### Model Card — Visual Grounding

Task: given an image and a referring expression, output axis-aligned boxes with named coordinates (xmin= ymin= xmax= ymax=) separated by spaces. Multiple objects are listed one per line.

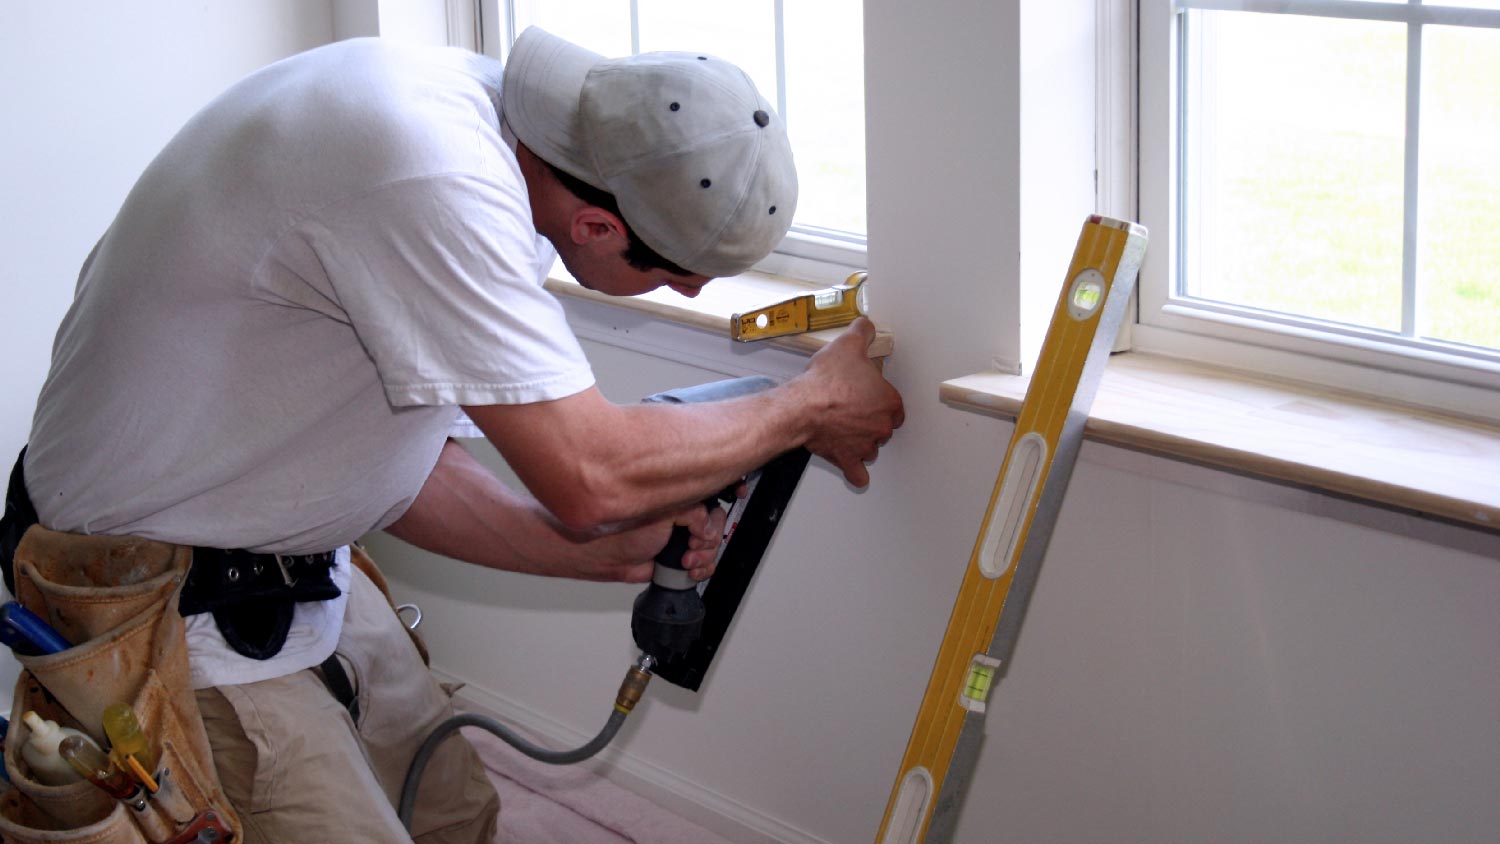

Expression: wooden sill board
xmin=545 ymin=272 xmax=894 ymax=358
xmin=940 ymin=352 xmax=1500 ymax=532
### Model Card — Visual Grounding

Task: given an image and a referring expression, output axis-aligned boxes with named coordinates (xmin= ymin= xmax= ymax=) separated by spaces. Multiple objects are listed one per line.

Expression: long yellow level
xmin=875 ymin=215 xmax=1148 ymax=844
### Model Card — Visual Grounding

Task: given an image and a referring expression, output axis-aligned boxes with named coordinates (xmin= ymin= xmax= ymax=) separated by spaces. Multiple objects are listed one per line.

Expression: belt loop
xmin=274 ymin=553 xmax=299 ymax=587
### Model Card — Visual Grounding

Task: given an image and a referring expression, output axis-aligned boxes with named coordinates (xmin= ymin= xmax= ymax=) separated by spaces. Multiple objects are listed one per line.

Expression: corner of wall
xmin=1017 ymin=0 xmax=1100 ymax=375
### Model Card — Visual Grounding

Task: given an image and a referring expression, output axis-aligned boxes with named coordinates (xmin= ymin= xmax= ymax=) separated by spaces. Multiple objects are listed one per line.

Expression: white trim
xmin=443 ymin=0 xmax=479 ymax=51
xmin=1156 ymin=298 xmax=1500 ymax=369
xmin=1096 ymin=0 xmax=1138 ymax=222
xmin=752 ymin=229 xmax=867 ymax=284
xmin=441 ymin=671 xmax=838 ymax=844
xmin=1176 ymin=0 xmax=1500 ymax=28
xmin=1131 ymin=321 xmax=1500 ymax=421
xmin=1097 ymin=0 xmax=1139 ymax=352
xmin=1133 ymin=302 xmax=1500 ymax=420
xmin=1138 ymin=0 xmax=1180 ymax=347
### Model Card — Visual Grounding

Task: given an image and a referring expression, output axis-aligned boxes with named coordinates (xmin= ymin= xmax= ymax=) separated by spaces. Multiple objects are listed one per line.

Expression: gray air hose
xmin=397 ymin=656 xmax=654 ymax=831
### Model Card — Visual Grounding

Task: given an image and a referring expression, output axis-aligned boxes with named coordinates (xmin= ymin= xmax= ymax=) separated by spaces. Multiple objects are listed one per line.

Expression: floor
xmin=467 ymin=726 xmax=736 ymax=844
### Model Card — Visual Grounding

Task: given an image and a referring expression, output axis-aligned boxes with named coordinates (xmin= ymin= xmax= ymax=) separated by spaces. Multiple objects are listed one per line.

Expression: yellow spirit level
xmin=874 ymin=215 xmax=1148 ymax=844
xmin=731 ymin=272 xmax=868 ymax=342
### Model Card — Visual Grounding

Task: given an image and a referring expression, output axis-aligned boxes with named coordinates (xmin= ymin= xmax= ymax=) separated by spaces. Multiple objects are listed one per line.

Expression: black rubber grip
xmin=653 ymin=525 xmax=694 ymax=572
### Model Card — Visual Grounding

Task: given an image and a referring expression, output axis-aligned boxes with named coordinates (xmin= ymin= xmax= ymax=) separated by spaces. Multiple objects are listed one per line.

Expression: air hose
xmin=397 ymin=654 xmax=655 ymax=831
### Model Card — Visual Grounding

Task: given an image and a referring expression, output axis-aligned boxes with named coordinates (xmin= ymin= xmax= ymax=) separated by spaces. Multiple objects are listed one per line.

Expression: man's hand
xmin=792 ymin=317 xmax=905 ymax=487
xmin=568 ymin=501 xmax=728 ymax=583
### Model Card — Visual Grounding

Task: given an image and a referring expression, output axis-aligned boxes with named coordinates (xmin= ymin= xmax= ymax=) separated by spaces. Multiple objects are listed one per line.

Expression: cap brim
xmin=502 ymin=27 xmax=606 ymax=188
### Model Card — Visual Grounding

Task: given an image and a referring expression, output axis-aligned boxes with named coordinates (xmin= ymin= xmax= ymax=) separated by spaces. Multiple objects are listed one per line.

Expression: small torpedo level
xmin=875 ymin=215 xmax=1148 ymax=844
xmin=732 ymin=272 xmax=868 ymax=342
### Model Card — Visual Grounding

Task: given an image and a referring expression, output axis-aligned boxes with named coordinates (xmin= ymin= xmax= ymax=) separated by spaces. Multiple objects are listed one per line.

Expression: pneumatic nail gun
xmin=631 ymin=376 xmax=811 ymax=691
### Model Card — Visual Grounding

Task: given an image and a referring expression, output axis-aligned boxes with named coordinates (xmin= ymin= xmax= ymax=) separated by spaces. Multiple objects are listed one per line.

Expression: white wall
xmin=0 ymin=1 xmax=338 ymax=455
xmin=4 ymin=3 xmax=1498 ymax=844
xmin=0 ymin=0 xmax=339 ymax=710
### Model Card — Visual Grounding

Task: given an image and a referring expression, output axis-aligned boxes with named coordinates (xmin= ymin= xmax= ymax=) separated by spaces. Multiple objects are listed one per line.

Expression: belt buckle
xmin=273 ymin=553 xmax=299 ymax=587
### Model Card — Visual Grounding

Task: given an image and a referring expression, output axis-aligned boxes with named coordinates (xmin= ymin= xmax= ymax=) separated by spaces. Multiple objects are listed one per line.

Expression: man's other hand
xmin=793 ymin=317 xmax=905 ymax=487
xmin=577 ymin=500 xmax=728 ymax=583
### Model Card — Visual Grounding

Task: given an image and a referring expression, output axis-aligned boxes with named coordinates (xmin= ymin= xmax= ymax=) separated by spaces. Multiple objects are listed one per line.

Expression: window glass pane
xmin=1182 ymin=11 xmax=1406 ymax=332
xmin=784 ymin=0 xmax=866 ymax=236
xmin=512 ymin=0 xmax=631 ymax=58
xmin=1418 ymin=24 xmax=1500 ymax=349
xmin=637 ymin=0 xmax=778 ymax=101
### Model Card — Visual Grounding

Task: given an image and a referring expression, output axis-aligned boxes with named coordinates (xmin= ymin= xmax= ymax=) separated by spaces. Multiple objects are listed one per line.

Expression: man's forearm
xmin=463 ymin=377 xmax=823 ymax=533
xmin=384 ymin=438 xmax=726 ymax=583
xmin=384 ymin=438 xmax=585 ymax=575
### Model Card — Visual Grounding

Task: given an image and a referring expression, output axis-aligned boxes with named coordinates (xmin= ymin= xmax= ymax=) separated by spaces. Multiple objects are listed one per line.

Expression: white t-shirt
xmin=24 ymin=39 xmax=594 ymax=687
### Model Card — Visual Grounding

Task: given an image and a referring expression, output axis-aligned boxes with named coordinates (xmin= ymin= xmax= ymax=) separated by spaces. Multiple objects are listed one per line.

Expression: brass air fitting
xmin=614 ymin=662 xmax=654 ymax=714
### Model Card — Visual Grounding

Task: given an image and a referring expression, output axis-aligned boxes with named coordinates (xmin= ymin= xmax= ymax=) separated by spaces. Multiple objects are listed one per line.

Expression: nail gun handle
xmin=653 ymin=494 xmax=728 ymax=571
xmin=654 ymin=526 xmax=694 ymax=571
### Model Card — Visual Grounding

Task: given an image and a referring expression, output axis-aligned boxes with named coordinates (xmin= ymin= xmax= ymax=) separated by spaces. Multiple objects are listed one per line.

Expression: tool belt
xmin=0 ymin=447 xmax=348 ymax=844
xmin=0 ymin=524 xmax=242 ymax=844
xmin=4 ymin=448 xmax=341 ymax=661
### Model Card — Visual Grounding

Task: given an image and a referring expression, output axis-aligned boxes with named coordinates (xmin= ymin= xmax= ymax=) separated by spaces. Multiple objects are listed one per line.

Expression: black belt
xmin=179 ymin=547 xmax=341 ymax=659
xmin=1 ymin=447 xmax=340 ymax=660
xmin=1 ymin=446 xmax=38 ymax=597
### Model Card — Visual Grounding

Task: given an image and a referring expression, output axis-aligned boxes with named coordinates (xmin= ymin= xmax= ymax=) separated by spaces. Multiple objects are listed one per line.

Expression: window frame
xmin=1135 ymin=0 xmax=1500 ymax=421
xmin=465 ymin=0 xmax=869 ymax=284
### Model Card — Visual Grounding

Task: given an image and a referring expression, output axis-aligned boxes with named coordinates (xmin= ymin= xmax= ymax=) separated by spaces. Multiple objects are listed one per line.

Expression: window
xmin=1137 ymin=0 xmax=1500 ymax=419
xmin=473 ymin=0 xmax=867 ymax=280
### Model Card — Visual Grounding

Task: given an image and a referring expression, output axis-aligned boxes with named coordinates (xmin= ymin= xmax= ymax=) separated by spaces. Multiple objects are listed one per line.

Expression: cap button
xmin=753 ymin=110 xmax=770 ymax=128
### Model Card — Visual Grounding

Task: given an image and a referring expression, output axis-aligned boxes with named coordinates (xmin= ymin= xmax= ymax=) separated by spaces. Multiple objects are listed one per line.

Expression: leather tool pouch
xmin=0 ymin=526 xmax=241 ymax=844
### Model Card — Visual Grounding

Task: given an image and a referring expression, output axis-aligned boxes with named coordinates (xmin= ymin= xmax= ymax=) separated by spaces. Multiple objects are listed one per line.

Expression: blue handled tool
xmin=1 ymin=601 xmax=72 ymax=654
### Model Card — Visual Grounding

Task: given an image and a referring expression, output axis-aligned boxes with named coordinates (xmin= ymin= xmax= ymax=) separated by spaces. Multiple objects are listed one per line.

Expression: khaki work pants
xmin=195 ymin=565 xmax=500 ymax=844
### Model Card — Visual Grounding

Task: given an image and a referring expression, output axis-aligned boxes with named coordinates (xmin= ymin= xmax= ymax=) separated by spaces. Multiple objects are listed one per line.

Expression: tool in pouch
xmin=1 ymin=529 xmax=242 ymax=844
xmin=732 ymin=272 xmax=869 ymax=342
xmin=875 ymin=215 xmax=1148 ymax=844
xmin=399 ymin=376 xmax=810 ymax=829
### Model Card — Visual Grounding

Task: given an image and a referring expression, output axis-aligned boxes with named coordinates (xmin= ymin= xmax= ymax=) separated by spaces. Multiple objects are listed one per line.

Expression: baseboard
xmin=434 ymin=667 xmax=833 ymax=844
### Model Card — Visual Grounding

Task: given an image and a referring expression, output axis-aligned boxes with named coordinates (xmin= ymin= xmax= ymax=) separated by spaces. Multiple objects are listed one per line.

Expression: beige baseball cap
xmin=502 ymin=27 xmax=798 ymax=278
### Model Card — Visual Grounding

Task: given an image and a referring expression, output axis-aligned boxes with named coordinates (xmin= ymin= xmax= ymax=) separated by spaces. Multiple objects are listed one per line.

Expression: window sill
xmin=940 ymin=352 xmax=1500 ymax=532
xmin=543 ymin=270 xmax=894 ymax=359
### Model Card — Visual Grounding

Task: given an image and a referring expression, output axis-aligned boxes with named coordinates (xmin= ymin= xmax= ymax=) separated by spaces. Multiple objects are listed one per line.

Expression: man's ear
xmin=569 ymin=206 xmax=627 ymax=247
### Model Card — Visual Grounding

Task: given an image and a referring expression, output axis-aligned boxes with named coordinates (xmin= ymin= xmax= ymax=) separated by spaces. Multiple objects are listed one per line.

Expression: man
xmin=4 ymin=27 xmax=902 ymax=844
